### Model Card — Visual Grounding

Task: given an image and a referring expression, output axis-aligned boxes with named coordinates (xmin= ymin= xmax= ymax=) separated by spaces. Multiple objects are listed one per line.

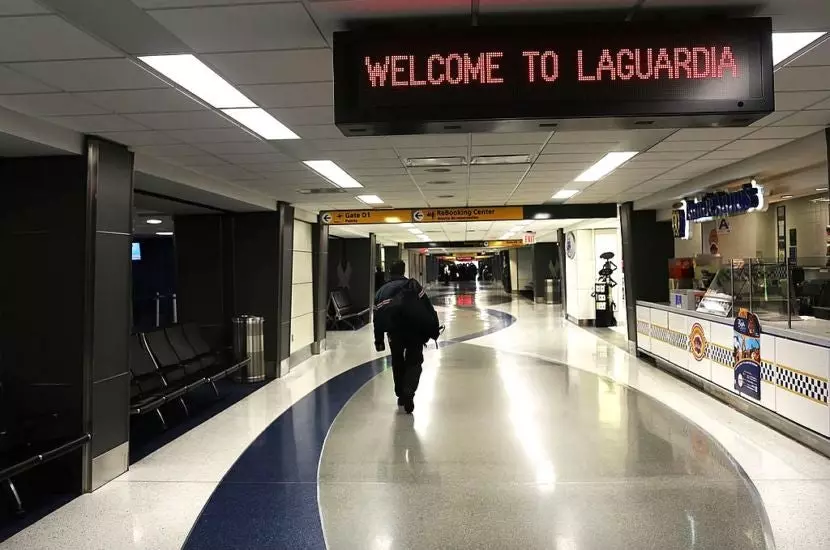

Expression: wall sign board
xmin=683 ymin=181 xmax=765 ymax=222
xmin=333 ymin=18 xmax=774 ymax=135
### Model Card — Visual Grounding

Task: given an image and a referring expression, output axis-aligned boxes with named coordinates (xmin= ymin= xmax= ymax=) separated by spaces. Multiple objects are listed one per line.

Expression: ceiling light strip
xmin=138 ymin=54 xmax=298 ymax=140
xmin=574 ymin=152 xmax=638 ymax=182
xmin=303 ymin=160 xmax=363 ymax=189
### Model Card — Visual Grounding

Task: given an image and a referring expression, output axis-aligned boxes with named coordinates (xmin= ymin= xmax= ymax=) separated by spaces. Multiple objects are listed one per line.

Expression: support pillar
xmin=277 ymin=202 xmax=294 ymax=377
xmin=312 ymin=219 xmax=329 ymax=354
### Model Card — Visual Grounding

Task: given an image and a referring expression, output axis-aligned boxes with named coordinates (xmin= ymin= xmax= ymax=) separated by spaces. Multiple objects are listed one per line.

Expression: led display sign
xmin=683 ymin=181 xmax=766 ymax=223
xmin=333 ymin=18 xmax=774 ymax=135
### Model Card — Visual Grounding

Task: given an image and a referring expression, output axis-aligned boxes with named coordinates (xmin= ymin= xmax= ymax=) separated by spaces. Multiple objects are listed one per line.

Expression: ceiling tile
xmin=808 ymin=96 xmax=830 ymax=110
xmin=697 ymin=150 xmax=756 ymax=161
xmin=774 ymin=91 xmax=830 ymax=110
xmin=397 ymin=146 xmax=468 ymax=158
xmin=150 ymin=4 xmax=326 ymax=53
xmin=215 ymin=152 xmax=293 ymax=164
xmin=542 ymin=143 xmax=619 ymax=154
xmin=750 ymin=110 xmax=797 ymax=127
xmin=666 ymin=128 xmax=755 ymax=141
xmin=0 ymin=65 xmax=57 ymax=93
xmin=746 ymin=126 xmax=825 ymax=139
xmin=0 ymin=1 xmax=50 ymax=15
xmin=471 ymin=144 xmax=539 ymax=156
xmin=635 ymin=151 xmax=703 ymax=161
xmin=536 ymin=153 xmax=602 ymax=163
xmin=324 ymin=148 xmax=399 ymax=160
xmin=293 ymin=124 xmax=345 ymax=139
xmin=135 ymin=0 xmax=294 ymax=7
xmin=238 ymin=82 xmax=333 ymax=108
xmin=133 ymin=144 xmax=208 ymax=157
xmin=98 ymin=130 xmax=182 ymax=146
xmin=719 ymin=139 xmax=794 ymax=153
xmin=13 ymin=59 xmax=166 ymax=92
xmin=0 ymin=93 xmax=106 ymax=116
xmin=772 ymin=110 xmax=830 ymax=126
xmin=197 ymin=141 xmax=278 ymax=155
xmin=166 ymin=127 xmax=258 ymax=143
xmin=126 ymin=110 xmax=233 ymax=130
xmin=76 ymin=88 xmax=204 ymax=113
xmin=471 ymin=132 xmax=549 ymax=145
xmin=648 ymin=140 xmax=728 ymax=152
xmin=48 ymin=114 xmax=147 ymax=132
xmin=0 ymin=15 xmax=118 ymax=62
xmin=390 ymin=134 xmax=469 ymax=148
xmin=168 ymin=155 xmax=229 ymax=167
xmin=267 ymin=106 xmax=333 ymax=126
xmin=774 ymin=66 xmax=830 ymax=92
xmin=203 ymin=49 xmax=333 ymax=85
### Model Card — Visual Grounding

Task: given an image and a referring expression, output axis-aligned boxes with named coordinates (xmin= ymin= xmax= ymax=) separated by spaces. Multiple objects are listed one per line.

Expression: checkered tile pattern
xmin=761 ymin=360 xmax=776 ymax=384
xmin=708 ymin=343 xmax=733 ymax=367
xmin=778 ymin=367 xmax=829 ymax=404
xmin=637 ymin=320 xmax=650 ymax=336
xmin=651 ymin=325 xmax=670 ymax=344
xmin=667 ymin=330 xmax=688 ymax=351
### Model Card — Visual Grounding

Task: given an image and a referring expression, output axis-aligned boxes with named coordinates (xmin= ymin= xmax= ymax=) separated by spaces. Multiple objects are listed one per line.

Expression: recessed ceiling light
xmin=781 ymin=194 xmax=794 ymax=199
xmin=146 ymin=218 xmax=163 ymax=225
xmin=817 ymin=187 xmax=828 ymax=192
xmin=384 ymin=216 xmax=401 ymax=223
xmin=156 ymin=231 xmax=174 ymax=236
xmin=575 ymin=152 xmax=638 ymax=182
xmin=552 ymin=189 xmax=580 ymax=200
xmin=303 ymin=160 xmax=363 ymax=189
xmin=405 ymin=157 xmax=466 ymax=167
xmin=470 ymin=154 xmax=531 ymax=165
xmin=356 ymin=194 xmax=384 ymax=205
xmin=138 ymin=54 xmax=255 ymax=109
xmin=222 ymin=107 xmax=299 ymax=140
xmin=772 ymin=32 xmax=827 ymax=65
xmin=533 ymin=213 xmax=552 ymax=220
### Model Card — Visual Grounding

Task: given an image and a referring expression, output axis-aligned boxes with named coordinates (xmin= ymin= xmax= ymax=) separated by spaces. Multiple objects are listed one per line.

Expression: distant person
xmin=375 ymin=265 xmax=386 ymax=292
xmin=373 ymin=260 xmax=440 ymax=414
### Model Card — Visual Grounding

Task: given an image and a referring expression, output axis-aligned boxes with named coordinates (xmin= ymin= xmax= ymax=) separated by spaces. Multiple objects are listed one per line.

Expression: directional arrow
xmin=321 ymin=212 xmax=332 ymax=224
xmin=413 ymin=210 xmax=424 ymax=222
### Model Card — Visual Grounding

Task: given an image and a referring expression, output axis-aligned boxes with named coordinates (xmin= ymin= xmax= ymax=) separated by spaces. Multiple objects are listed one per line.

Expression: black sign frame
xmin=333 ymin=18 xmax=774 ymax=136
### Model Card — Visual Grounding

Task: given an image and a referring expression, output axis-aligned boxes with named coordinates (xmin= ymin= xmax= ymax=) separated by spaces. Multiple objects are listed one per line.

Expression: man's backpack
xmin=375 ymin=279 xmax=440 ymax=344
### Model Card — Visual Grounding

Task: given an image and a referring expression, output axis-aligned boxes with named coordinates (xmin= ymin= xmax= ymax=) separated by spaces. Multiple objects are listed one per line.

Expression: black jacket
xmin=373 ymin=277 xmax=436 ymax=344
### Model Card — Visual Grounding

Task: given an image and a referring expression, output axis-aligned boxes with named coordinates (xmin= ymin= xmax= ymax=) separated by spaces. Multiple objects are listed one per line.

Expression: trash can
xmin=545 ymin=279 xmax=555 ymax=304
xmin=232 ymin=315 xmax=265 ymax=382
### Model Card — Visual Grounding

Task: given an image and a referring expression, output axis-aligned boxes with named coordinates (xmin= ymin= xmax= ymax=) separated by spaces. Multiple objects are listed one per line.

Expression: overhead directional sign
xmin=412 ymin=207 xmax=523 ymax=223
xmin=320 ymin=209 xmax=412 ymax=225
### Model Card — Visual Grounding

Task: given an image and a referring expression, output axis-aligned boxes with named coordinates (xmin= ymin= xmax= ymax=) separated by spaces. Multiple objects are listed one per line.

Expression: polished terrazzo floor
xmin=4 ymin=285 xmax=830 ymax=549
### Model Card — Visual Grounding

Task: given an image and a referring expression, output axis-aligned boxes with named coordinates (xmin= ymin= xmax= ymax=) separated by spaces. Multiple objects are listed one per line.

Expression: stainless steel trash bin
xmin=545 ymin=279 xmax=555 ymax=304
xmin=232 ymin=315 xmax=265 ymax=382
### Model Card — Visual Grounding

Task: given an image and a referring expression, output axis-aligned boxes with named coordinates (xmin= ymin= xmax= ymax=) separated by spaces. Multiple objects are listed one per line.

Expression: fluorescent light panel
xmin=138 ymin=54 xmax=254 ymax=109
xmin=156 ymin=231 xmax=174 ymax=236
xmin=303 ymin=160 xmax=363 ymax=189
xmin=575 ymin=152 xmax=638 ymax=182
xmin=552 ymin=189 xmax=580 ymax=200
xmin=405 ymin=157 xmax=466 ymax=167
xmin=223 ymin=108 xmax=299 ymax=140
xmin=146 ymin=218 xmax=162 ymax=225
xmin=772 ymin=32 xmax=827 ymax=65
xmin=356 ymin=194 xmax=384 ymax=205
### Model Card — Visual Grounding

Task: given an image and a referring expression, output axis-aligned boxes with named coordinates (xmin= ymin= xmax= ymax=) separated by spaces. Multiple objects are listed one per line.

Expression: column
xmin=620 ymin=202 xmax=675 ymax=346
xmin=0 ymin=137 xmax=135 ymax=494
xmin=312 ymin=220 xmax=329 ymax=354
xmin=557 ymin=228 xmax=567 ymax=311
xmin=277 ymin=202 xmax=295 ymax=377
xmin=564 ymin=229 xmax=596 ymax=325
xmin=368 ymin=233 xmax=377 ymax=321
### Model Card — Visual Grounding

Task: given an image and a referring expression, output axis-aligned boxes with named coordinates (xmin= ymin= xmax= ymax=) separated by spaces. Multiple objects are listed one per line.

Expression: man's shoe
xmin=397 ymin=397 xmax=404 ymax=407
xmin=403 ymin=397 xmax=415 ymax=414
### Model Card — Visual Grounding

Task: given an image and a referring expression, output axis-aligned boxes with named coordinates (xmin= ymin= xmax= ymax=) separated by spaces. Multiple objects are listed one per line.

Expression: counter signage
xmin=733 ymin=309 xmax=762 ymax=401
xmin=684 ymin=181 xmax=765 ymax=222
xmin=413 ymin=207 xmax=523 ymax=223
xmin=333 ymin=19 xmax=774 ymax=134
xmin=321 ymin=209 xmax=414 ymax=225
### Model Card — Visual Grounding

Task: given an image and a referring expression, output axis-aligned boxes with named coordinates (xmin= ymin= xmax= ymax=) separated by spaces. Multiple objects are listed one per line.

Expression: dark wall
xmin=173 ymin=214 xmax=228 ymax=349
xmin=383 ymin=246 xmax=399 ymax=269
xmin=328 ymin=237 xmax=373 ymax=316
xmin=533 ymin=242 xmax=562 ymax=303
xmin=132 ymin=236 xmax=176 ymax=330
xmin=620 ymin=204 xmax=674 ymax=343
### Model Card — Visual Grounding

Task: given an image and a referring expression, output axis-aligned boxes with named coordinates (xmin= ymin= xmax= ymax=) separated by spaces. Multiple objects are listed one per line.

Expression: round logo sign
xmin=689 ymin=323 xmax=707 ymax=361
xmin=320 ymin=212 xmax=332 ymax=224
xmin=565 ymin=232 xmax=576 ymax=259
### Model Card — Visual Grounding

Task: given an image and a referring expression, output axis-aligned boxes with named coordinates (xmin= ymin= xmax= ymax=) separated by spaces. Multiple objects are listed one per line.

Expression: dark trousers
xmin=389 ymin=336 xmax=424 ymax=398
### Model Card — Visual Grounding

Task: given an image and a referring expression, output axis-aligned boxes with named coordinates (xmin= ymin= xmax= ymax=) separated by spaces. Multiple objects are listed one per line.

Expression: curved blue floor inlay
xmin=182 ymin=307 xmax=515 ymax=549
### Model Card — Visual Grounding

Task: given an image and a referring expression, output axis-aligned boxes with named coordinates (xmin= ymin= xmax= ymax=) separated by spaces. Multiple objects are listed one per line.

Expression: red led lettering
xmin=463 ymin=53 xmax=483 ymax=83
xmin=617 ymin=49 xmax=635 ymax=80
xmin=635 ymin=49 xmax=653 ymax=79
xmin=364 ymin=56 xmax=389 ymax=87
xmin=390 ymin=55 xmax=408 ymax=86
xmin=597 ymin=49 xmax=616 ymax=80
xmin=577 ymin=50 xmax=596 ymax=81
xmin=408 ymin=55 xmax=426 ymax=86
xmin=692 ymin=47 xmax=711 ymax=78
xmin=654 ymin=48 xmax=673 ymax=79
xmin=523 ymin=50 xmax=540 ymax=82
xmin=719 ymin=46 xmax=738 ymax=77
xmin=446 ymin=53 xmax=463 ymax=84
xmin=541 ymin=50 xmax=559 ymax=82
xmin=428 ymin=54 xmax=445 ymax=85
xmin=673 ymin=48 xmax=691 ymax=79
xmin=486 ymin=52 xmax=504 ymax=83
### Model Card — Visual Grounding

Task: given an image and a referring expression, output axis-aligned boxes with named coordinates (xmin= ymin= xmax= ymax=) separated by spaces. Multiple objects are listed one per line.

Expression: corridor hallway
xmin=6 ymin=287 xmax=830 ymax=549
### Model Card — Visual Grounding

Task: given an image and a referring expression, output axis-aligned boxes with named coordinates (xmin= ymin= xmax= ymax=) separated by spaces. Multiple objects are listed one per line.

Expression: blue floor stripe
xmin=182 ymin=308 xmax=515 ymax=549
